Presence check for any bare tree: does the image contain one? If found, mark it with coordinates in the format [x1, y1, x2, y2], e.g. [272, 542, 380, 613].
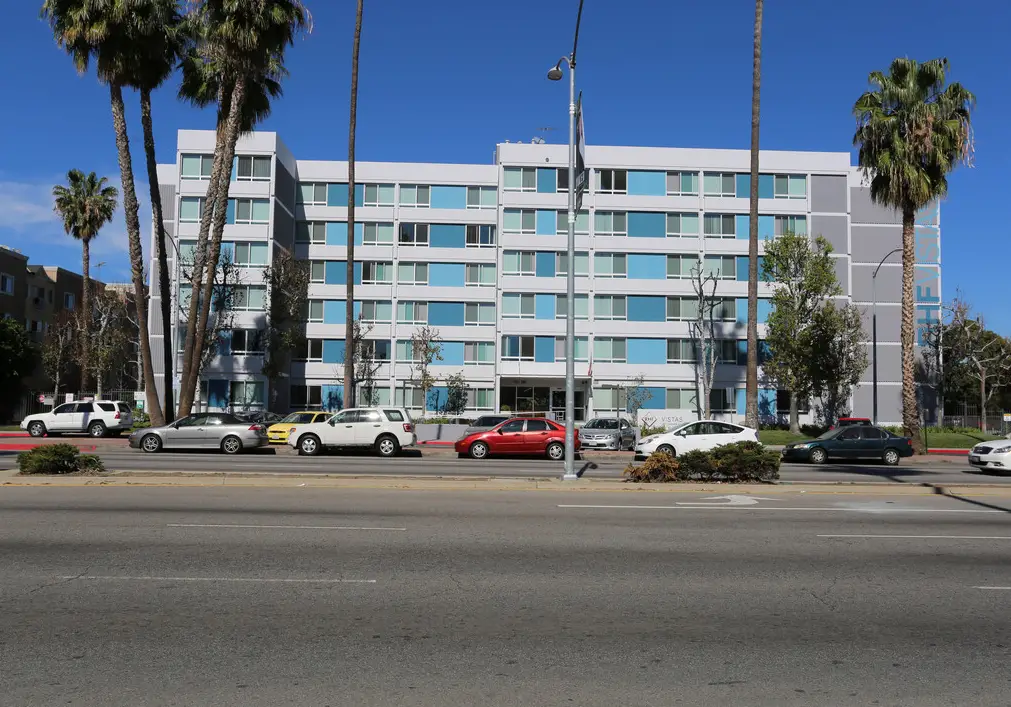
[90, 290, 131, 399]
[624, 373, 653, 425]
[409, 326, 443, 414]
[942, 295, 1011, 431]
[350, 316, 383, 406]
[688, 262, 722, 420]
[42, 310, 78, 399]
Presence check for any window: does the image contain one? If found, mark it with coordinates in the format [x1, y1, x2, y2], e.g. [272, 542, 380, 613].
[556, 168, 569, 193]
[703, 172, 737, 197]
[667, 254, 698, 279]
[296, 221, 326, 244]
[362, 262, 392, 284]
[361, 340, 391, 361]
[503, 209, 535, 234]
[596, 169, 627, 194]
[363, 184, 395, 206]
[0, 273, 13, 295]
[709, 389, 735, 413]
[666, 171, 699, 196]
[526, 419, 551, 432]
[503, 251, 535, 276]
[555, 294, 588, 320]
[594, 295, 626, 320]
[666, 388, 696, 409]
[555, 252, 589, 276]
[466, 263, 496, 286]
[233, 242, 268, 267]
[774, 174, 807, 199]
[27, 320, 45, 333]
[400, 184, 431, 207]
[232, 285, 267, 311]
[298, 183, 328, 206]
[363, 223, 395, 244]
[703, 214, 736, 238]
[181, 154, 214, 179]
[396, 301, 428, 325]
[774, 215, 808, 236]
[465, 341, 495, 364]
[236, 155, 271, 181]
[503, 167, 536, 192]
[230, 329, 264, 355]
[466, 224, 496, 247]
[466, 186, 497, 208]
[395, 387, 425, 409]
[294, 338, 323, 362]
[593, 337, 626, 363]
[465, 302, 495, 325]
[554, 337, 589, 362]
[555, 210, 590, 235]
[468, 389, 495, 410]
[712, 298, 737, 321]
[179, 197, 205, 222]
[399, 223, 429, 246]
[306, 299, 323, 323]
[666, 213, 700, 237]
[397, 262, 428, 285]
[230, 380, 265, 406]
[63, 292, 75, 310]
[594, 211, 627, 237]
[308, 261, 325, 284]
[502, 293, 535, 319]
[502, 335, 535, 361]
[395, 341, 421, 363]
[233, 198, 270, 224]
[594, 253, 627, 278]
[290, 384, 323, 408]
[667, 339, 695, 364]
[360, 300, 392, 323]
[666, 297, 698, 321]
[703, 255, 736, 280]
[776, 390, 810, 414]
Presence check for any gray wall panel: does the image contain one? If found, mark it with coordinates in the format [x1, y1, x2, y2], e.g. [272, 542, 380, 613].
[852, 264, 900, 303]
[832, 256, 849, 293]
[859, 343, 900, 383]
[273, 201, 294, 249]
[811, 175, 847, 213]
[851, 384, 901, 422]
[851, 187, 902, 224]
[852, 225, 901, 264]
[275, 159, 296, 213]
[159, 185, 176, 214]
[811, 214, 848, 254]
[860, 304, 900, 343]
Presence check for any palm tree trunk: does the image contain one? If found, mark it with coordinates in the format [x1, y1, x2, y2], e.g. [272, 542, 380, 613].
[140, 88, 175, 422]
[343, 0, 364, 410]
[80, 238, 91, 392]
[744, 0, 763, 429]
[109, 82, 164, 425]
[900, 209, 922, 451]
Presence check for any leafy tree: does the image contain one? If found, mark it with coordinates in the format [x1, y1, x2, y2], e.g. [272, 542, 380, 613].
[443, 372, 468, 416]
[761, 234, 841, 433]
[808, 302, 868, 427]
[41, 310, 78, 397]
[744, 0, 764, 429]
[89, 289, 131, 399]
[343, 0, 364, 409]
[51, 169, 117, 389]
[0, 318, 38, 422]
[261, 250, 310, 383]
[409, 326, 443, 413]
[853, 57, 974, 451]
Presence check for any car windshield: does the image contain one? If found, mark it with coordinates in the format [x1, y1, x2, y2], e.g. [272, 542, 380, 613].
[583, 419, 619, 430]
[281, 413, 315, 424]
[816, 429, 842, 440]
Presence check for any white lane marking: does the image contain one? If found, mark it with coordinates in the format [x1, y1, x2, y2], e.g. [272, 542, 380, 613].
[974, 586, 1011, 590]
[696, 495, 776, 506]
[167, 523, 406, 531]
[558, 504, 1003, 513]
[820, 535, 1011, 540]
[62, 575, 375, 583]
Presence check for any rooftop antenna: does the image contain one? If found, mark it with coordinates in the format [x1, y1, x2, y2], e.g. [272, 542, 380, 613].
[534, 127, 557, 143]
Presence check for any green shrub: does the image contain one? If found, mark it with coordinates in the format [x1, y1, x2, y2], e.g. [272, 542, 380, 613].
[624, 441, 780, 483]
[623, 450, 680, 482]
[709, 441, 780, 482]
[675, 449, 720, 481]
[17, 444, 106, 475]
[639, 424, 668, 438]
[131, 409, 151, 430]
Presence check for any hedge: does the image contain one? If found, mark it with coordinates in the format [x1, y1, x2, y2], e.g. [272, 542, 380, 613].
[17, 444, 106, 475]
[624, 441, 780, 483]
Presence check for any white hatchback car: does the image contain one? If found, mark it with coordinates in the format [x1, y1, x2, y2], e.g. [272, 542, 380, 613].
[968, 440, 1011, 473]
[288, 407, 416, 457]
[22, 400, 134, 438]
[635, 420, 759, 459]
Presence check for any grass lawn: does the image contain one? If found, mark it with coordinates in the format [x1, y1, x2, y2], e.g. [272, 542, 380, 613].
[0, 425, 22, 432]
[758, 429, 809, 445]
[924, 431, 1002, 450]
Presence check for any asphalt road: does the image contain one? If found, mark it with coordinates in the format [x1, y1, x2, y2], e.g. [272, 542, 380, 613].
[2, 486, 1011, 706]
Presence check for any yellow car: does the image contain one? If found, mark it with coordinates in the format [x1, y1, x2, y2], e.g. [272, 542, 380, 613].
[267, 411, 332, 444]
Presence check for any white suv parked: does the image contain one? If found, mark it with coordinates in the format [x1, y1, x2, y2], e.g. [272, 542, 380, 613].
[22, 400, 134, 438]
[288, 407, 416, 457]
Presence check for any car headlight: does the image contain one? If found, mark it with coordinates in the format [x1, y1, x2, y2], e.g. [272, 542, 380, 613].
[990, 444, 1011, 453]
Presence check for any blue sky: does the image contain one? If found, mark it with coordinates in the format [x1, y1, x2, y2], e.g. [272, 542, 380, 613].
[1, 0, 1007, 330]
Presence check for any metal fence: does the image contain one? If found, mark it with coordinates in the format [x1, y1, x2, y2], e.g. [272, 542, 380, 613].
[931, 404, 1011, 435]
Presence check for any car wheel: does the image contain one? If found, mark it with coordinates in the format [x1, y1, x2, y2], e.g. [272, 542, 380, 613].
[546, 441, 565, 461]
[469, 441, 489, 460]
[88, 421, 107, 438]
[375, 435, 399, 458]
[656, 444, 675, 457]
[809, 447, 827, 465]
[220, 435, 242, 455]
[140, 434, 162, 453]
[882, 448, 900, 466]
[298, 434, 321, 456]
[27, 421, 46, 438]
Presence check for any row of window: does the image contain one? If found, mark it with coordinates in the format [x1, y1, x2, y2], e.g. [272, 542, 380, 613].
[289, 384, 496, 411]
[179, 197, 270, 224]
[179, 240, 269, 267]
[298, 183, 499, 210]
[181, 154, 272, 182]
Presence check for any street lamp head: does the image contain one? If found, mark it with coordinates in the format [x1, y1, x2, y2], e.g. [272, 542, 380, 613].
[546, 65, 564, 81]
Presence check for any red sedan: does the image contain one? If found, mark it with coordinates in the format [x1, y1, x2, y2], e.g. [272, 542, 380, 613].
[454, 417, 579, 460]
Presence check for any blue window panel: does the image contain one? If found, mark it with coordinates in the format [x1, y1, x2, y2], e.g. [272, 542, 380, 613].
[322, 385, 344, 411]
[737, 340, 748, 365]
[427, 386, 448, 412]
[327, 183, 348, 207]
[534, 336, 556, 363]
[219, 241, 235, 262]
[325, 221, 347, 246]
[322, 339, 346, 364]
[736, 298, 748, 325]
[758, 256, 772, 282]
[324, 261, 346, 285]
[354, 223, 364, 246]
[759, 174, 774, 199]
[759, 215, 774, 241]
[208, 380, 229, 409]
[440, 342, 464, 366]
[627, 171, 666, 196]
[536, 168, 556, 194]
[627, 296, 665, 322]
[627, 338, 667, 365]
[637, 387, 666, 410]
[354, 184, 364, 207]
[758, 388, 777, 420]
[627, 254, 666, 280]
[535, 294, 555, 320]
[429, 263, 465, 287]
[429, 224, 466, 249]
[217, 330, 232, 356]
[735, 214, 749, 240]
[428, 302, 465, 326]
[535, 252, 555, 278]
[226, 199, 236, 225]
[323, 299, 345, 324]
[535, 210, 555, 235]
[430, 186, 467, 209]
[736, 388, 746, 416]
[736, 256, 749, 282]
[736, 174, 750, 199]
[758, 298, 773, 323]
[230, 157, 237, 181]
[759, 339, 772, 363]
[627, 212, 666, 238]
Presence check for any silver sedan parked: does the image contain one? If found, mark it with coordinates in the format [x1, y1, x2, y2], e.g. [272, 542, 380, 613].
[129, 413, 269, 454]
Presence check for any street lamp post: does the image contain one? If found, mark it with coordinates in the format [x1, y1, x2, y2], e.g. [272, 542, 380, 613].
[872, 248, 902, 424]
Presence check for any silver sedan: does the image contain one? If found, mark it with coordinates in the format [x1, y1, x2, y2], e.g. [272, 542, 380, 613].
[129, 413, 269, 454]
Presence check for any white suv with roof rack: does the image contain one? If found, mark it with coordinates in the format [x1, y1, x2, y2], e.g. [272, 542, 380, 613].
[21, 400, 134, 438]
[288, 407, 416, 457]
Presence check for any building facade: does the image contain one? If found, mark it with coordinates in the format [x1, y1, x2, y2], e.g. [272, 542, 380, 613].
[151, 130, 941, 425]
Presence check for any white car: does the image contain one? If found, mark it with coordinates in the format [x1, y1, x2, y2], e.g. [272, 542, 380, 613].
[22, 400, 134, 438]
[288, 407, 416, 457]
[968, 440, 1011, 473]
[635, 420, 758, 458]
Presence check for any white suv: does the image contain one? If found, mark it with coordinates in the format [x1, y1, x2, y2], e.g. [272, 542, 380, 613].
[288, 407, 416, 457]
[22, 400, 134, 438]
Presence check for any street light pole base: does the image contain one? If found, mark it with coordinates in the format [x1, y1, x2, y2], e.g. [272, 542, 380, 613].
[561, 473, 579, 481]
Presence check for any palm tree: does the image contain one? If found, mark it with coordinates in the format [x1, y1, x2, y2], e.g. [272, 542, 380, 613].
[854, 58, 974, 450]
[343, 0, 365, 410]
[52, 169, 118, 390]
[744, 0, 763, 429]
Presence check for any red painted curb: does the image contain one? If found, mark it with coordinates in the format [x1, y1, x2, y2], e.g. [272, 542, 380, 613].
[927, 448, 969, 456]
[0, 432, 29, 438]
[0, 443, 97, 452]
[417, 440, 456, 446]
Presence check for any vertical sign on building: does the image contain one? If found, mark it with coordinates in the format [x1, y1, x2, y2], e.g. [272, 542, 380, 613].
[574, 92, 587, 211]
[914, 201, 941, 346]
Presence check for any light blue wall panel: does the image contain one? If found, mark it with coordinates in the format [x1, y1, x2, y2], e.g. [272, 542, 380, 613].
[534, 336, 555, 363]
[536, 210, 556, 235]
[627, 295, 665, 322]
[627, 211, 666, 238]
[440, 342, 464, 366]
[736, 388, 746, 416]
[735, 214, 749, 240]
[535, 294, 555, 320]
[327, 183, 348, 207]
[627, 338, 667, 364]
[322, 385, 344, 411]
[430, 186, 467, 210]
[427, 386, 448, 412]
[737, 339, 748, 365]
[627, 254, 666, 280]
[430, 224, 466, 248]
[759, 174, 774, 199]
[429, 263, 465, 287]
[736, 298, 747, 325]
[758, 298, 773, 323]
[638, 387, 666, 410]
[536, 168, 556, 194]
[208, 380, 228, 409]
[217, 330, 232, 356]
[428, 302, 465, 326]
[325, 261, 346, 285]
[736, 174, 750, 198]
[326, 221, 347, 246]
[758, 388, 777, 420]
[627, 171, 666, 196]
[322, 339, 346, 364]
[225, 199, 236, 224]
[759, 215, 774, 241]
[737, 256, 749, 282]
[323, 299, 345, 324]
[535, 252, 555, 278]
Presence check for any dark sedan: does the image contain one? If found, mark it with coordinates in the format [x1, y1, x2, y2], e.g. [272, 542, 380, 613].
[782, 425, 914, 466]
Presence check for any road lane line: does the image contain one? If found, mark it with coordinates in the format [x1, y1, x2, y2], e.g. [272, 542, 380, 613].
[167, 523, 406, 531]
[558, 504, 1003, 513]
[61, 575, 375, 583]
[974, 586, 1011, 590]
[820, 535, 1011, 540]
